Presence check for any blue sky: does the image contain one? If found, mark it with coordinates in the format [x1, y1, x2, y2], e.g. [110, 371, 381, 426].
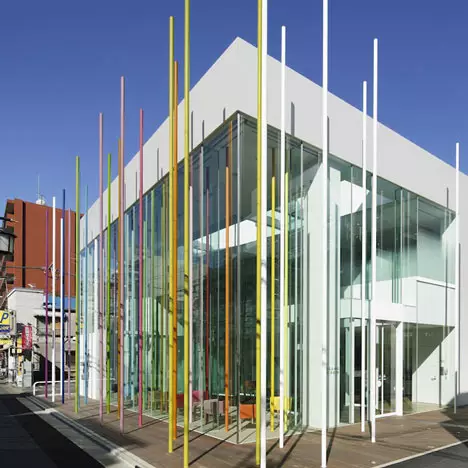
[1, 0, 467, 210]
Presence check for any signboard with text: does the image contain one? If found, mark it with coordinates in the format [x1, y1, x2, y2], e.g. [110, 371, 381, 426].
[22, 325, 32, 350]
[0, 311, 10, 334]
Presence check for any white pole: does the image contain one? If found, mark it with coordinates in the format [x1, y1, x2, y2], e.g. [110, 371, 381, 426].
[454, 142, 460, 414]
[60, 206, 64, 397]
[260, 0, 268, 466]
[52, 196, 56, 403]
[279, 24, 286, 450]
[321, 0, 329, 466]
[370, 38, 378, 444]
[361, 80, 367, 433]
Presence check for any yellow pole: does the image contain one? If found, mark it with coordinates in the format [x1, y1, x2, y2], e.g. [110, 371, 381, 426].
[270, 149, 276, 431]
[256, 0, 262, 464]
[183, 0, 190, 465]
[168, 15, 174, 454]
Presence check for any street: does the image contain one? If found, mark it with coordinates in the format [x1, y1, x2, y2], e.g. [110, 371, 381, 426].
[0, 379, 104, 467]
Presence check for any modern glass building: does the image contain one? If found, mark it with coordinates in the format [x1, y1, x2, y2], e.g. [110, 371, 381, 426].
[79, 38, 463, 443]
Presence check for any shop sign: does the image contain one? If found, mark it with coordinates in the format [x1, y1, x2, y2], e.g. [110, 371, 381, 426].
[0, 311, 10, 334]
[22, 325, 32, 350]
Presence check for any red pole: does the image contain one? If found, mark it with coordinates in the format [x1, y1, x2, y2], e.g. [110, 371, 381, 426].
[45, 208, 49, 399]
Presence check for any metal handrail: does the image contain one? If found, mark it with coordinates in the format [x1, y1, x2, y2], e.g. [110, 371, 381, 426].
[33, 380, 76, 396]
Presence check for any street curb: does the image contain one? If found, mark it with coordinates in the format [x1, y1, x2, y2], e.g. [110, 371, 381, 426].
[25, 395, 157, 468]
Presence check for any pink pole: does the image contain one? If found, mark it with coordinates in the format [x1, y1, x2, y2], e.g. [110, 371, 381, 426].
[45, 208, 49, 399]
[119, 76, 125, 434]
[67, 208, 71, 398]
[138, 108, 144, 427]
[99, 112, 104, 422]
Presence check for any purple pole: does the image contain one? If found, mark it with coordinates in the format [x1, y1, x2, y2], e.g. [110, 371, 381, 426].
[99, 113, 104, 422]
[68, 208, 71, 398]
[45, 208, 49, 399]
[138, 108, 144, 427]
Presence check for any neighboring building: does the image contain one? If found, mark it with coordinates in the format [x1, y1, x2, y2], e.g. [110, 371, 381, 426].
[6, 288, 76, 387]
[77, 38, 466, 448]
[1, 198, 78, 309]
[0, 199, 78, 387]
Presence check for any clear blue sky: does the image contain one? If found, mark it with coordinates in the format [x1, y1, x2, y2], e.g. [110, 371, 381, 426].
[1, 0, 467, 210]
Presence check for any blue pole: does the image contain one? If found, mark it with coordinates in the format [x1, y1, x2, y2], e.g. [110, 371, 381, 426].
[84, 185, 89, 404]
[61, 189, 66, 404]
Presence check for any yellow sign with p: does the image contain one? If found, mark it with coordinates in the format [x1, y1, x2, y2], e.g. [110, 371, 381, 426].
[0, 310, 10, 334]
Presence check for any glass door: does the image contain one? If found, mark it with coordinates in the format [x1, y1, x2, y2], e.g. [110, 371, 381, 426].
[376, 321, 397, 417]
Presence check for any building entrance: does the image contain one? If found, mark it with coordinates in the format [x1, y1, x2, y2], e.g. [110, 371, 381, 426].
[376, 321, 398, 417]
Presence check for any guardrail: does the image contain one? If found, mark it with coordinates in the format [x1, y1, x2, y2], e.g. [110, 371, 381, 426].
[33, 380, 76, 396]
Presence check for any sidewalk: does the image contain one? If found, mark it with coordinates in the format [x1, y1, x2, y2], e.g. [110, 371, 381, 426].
[28, 395, 468, 467]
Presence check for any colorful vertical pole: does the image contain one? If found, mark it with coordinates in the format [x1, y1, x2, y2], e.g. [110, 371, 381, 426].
[370, 38, 378, 445]
[84, 186, 89, 404]
[117, 138, 122, 416]
[138, 108, 144, 427]
[183, 1, 191, 465]
[205, 168, 210, 398]
[168, 15, 175, 454]
[284, 152, 290, 436]
[360, 80, 367, 433]
[52, 196, 56, 403]
[68, 208, 72, 400]
[279, 25, 286, 449]
[256, 0, 263, 464]
[259, 1, 268, 466]
[45, 208, 49, 400]
[75, 156, 81, 413]
[270, 148, 276, 431]
[455, 142, 460, 413]
[119, 76, 126, 434]
[172, 59, 179, 442]
[143, 198, 148, 411]
[161, 183, 166, 412]
[151, 189, 156, 410]
[321, 0, 329, 465]
[225, 122, 232, 431]
[61, 189, 65, 404]
[106, 153, 112, 413]
[99, 113, 104, 422]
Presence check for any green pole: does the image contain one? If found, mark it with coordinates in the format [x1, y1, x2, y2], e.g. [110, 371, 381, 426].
[143, 200, 148, 410]
[106, 153, 112, 413]
[151, 190, 156, 410]
[75, 156, 80, 413]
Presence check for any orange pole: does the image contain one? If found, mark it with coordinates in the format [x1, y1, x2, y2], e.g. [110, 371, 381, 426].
[225, 122, 232, 430]
[172, 60, 179, 441]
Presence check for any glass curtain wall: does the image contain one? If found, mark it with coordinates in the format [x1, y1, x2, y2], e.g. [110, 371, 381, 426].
[80, 111, 456, 439]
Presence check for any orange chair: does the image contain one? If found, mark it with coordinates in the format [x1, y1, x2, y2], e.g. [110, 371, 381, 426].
[240, 403, 256, 422]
